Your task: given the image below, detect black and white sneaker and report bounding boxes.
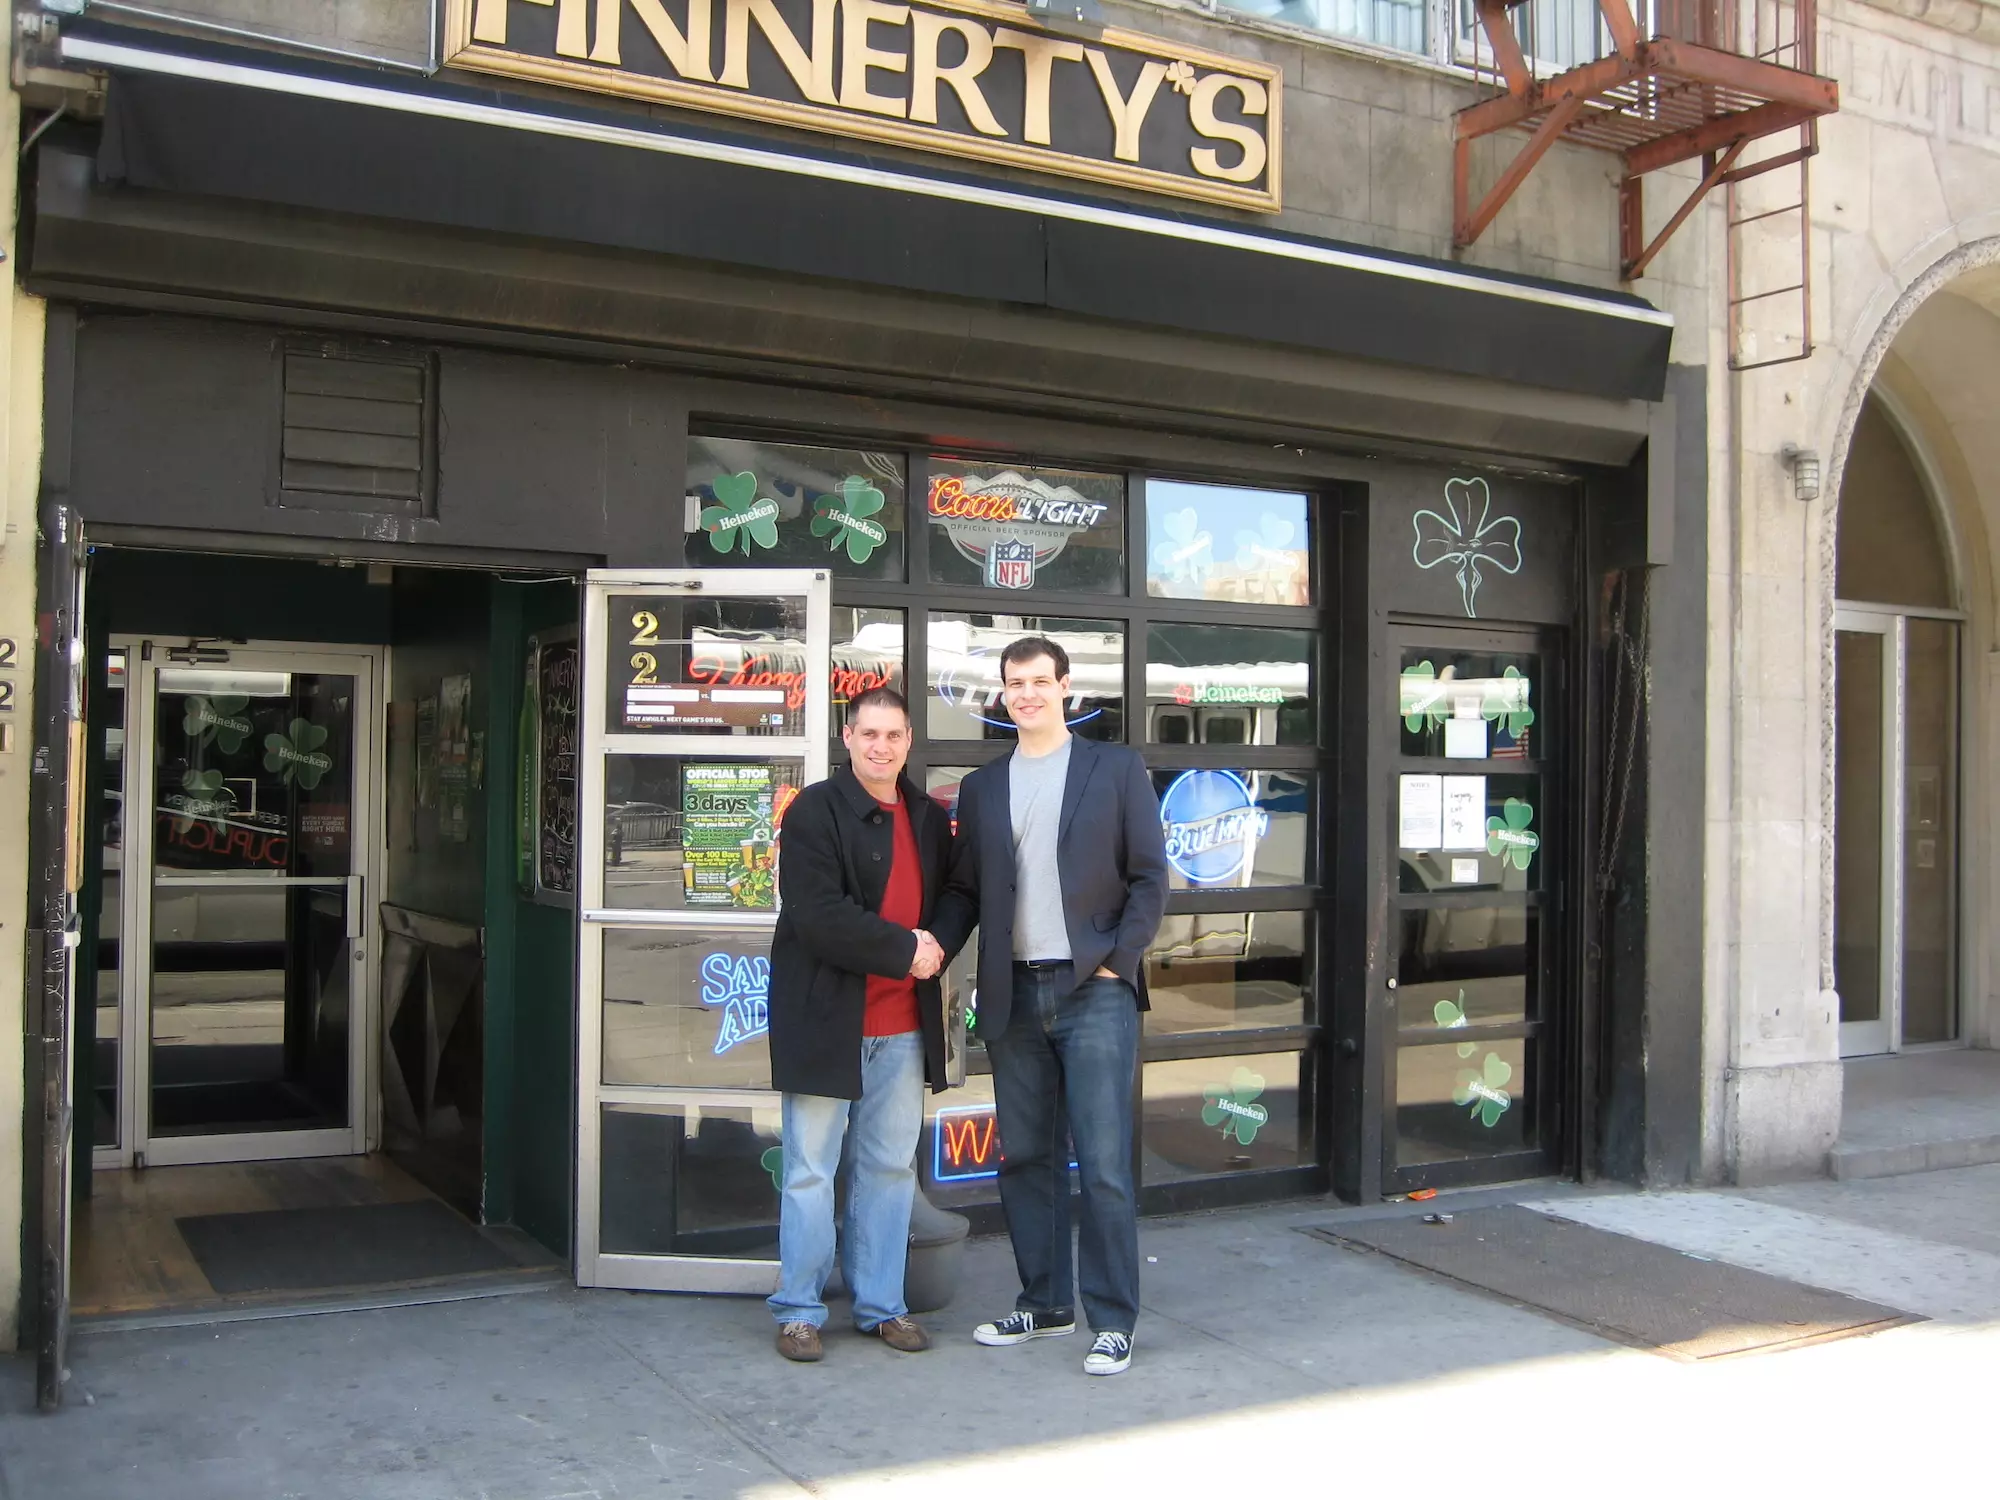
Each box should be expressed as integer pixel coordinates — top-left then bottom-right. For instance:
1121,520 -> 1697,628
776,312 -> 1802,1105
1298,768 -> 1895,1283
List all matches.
1083,1331 -> 1132,1376
973,1310 -> 1076,1346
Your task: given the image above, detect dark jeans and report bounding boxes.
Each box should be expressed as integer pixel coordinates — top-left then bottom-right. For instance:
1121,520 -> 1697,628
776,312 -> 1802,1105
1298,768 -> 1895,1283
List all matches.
988,963 -> 1141,1336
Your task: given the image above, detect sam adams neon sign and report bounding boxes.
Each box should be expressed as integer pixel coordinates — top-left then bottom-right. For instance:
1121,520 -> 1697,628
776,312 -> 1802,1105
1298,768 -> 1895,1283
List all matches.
1158,770 -> 1270,886
701,952 -> 770,1054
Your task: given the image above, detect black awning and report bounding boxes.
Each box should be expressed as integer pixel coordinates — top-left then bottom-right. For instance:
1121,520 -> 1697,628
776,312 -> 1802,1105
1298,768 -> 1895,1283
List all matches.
77,28 -> 1671,403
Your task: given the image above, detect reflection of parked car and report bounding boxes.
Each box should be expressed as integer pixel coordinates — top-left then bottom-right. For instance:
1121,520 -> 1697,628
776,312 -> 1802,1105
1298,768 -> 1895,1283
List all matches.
607,801 -> 679,866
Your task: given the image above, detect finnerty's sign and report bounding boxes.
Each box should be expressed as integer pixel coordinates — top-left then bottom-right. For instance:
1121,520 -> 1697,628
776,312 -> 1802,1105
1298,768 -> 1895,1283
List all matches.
444,0 -> 1282,211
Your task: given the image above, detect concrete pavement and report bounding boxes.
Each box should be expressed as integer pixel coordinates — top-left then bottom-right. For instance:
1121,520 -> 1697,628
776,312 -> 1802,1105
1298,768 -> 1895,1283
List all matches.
6,1167 -> 1999,1499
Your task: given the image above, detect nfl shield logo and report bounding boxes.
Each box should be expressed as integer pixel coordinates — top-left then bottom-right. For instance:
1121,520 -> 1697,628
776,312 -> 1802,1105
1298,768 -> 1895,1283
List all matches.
987,539 -> 1036,590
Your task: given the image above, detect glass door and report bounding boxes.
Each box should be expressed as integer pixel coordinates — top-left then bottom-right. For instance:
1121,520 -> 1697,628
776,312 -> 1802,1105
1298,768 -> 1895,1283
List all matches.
112,641 -> 379,1167
1835,606 -> 1960,1055
577,569 -> 830,1292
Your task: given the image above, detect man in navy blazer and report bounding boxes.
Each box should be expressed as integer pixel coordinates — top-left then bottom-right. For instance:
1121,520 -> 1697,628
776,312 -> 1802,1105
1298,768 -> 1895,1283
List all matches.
932,635 -> 1168,1376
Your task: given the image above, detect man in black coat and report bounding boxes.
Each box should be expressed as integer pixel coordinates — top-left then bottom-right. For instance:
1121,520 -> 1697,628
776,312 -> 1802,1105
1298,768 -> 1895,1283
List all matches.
939,636 -> 1168,1377
765,686 -> 952,1363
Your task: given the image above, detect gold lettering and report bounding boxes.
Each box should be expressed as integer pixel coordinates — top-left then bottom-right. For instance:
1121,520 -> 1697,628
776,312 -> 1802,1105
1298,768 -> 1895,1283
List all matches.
1188,73 -> 1268,183
721,0 -> 837,105
1084,50 -> 1165,163
841,0 -> 911,119
591,0 -> 714,79
911,12 -> 1004,136
473,0 -> 513,43
993,27 -> 1084,147
476,0 -> 590,54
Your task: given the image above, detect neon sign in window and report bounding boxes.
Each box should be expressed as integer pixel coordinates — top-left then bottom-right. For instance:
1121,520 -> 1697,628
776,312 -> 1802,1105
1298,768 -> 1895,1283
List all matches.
701,952 -> 770,1055
931,1104 -> 1075,1184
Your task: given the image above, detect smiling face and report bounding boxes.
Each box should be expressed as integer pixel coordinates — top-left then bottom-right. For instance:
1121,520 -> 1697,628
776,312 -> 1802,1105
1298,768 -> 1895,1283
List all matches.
842,701 -> 911,792
1001,651 -> 1070,734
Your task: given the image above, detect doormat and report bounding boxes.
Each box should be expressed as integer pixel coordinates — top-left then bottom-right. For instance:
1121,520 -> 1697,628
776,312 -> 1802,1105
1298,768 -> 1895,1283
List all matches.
1307,1205 -> 1918,1359
176,1198 -> 518,1295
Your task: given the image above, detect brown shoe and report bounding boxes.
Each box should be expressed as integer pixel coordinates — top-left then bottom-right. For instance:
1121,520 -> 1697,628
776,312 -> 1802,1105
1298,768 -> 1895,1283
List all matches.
869,1315 -> 932,1353
776,1322 -> 824,1362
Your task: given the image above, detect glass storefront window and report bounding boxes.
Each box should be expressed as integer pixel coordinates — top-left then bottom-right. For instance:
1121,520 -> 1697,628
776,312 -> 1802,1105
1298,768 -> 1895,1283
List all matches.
599,1101 -> 783,1257
601,926 -> 774,1088
601,755 -> 803,912
1146,910 -> 1307,1035
1213,0 -> 1426,53
921,1073 -> 1004,1211
831,607 -> 904,716
1144,480 -> 1311,605
1398,648 -> 1539,761
1396,772 -> 1541,893
1142,1053 -> 1308,1184
1394,906 -> 1534,1031
1395,1036 -> 1533,1166
1151,768 -> 1310,888
926,458 -> 1125,595
686,436 -> 906,580
604,595 -> 808,738
926,613 -> 1125,742
1146,623 -> 1314,745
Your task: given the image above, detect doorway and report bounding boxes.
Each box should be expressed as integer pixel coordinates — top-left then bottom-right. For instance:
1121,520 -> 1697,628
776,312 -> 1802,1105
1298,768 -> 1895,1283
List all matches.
98,639 -> 381,1167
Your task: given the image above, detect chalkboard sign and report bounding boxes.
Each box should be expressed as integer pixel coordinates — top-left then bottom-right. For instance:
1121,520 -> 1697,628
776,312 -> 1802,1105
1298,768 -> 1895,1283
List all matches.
536,639 -> 579,898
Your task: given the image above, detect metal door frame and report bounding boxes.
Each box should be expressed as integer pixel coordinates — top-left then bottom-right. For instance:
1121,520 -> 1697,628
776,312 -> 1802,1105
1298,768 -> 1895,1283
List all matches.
105,637 -> 384,1168
576,568 -> 830,1292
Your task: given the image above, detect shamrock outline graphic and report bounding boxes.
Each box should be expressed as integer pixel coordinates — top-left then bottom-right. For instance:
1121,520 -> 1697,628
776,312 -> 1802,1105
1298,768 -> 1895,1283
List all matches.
1151,506 -> 1213,589
809,475 -> 889,565
1236,512 -> 1298,572
760,1144 -> 784,1192
1480,664 -> 1535,739
1201,1066 -> 1270,1146
1454,1050 -> 1515,1128
182,694 -> 251,754
264,717 -> 333,790
1434,990 -> 1477,1059
701,471 -> 782,557
1411,477 -> 1524,618
1485,797 -> 1539,871
1399,660 -> 1449,734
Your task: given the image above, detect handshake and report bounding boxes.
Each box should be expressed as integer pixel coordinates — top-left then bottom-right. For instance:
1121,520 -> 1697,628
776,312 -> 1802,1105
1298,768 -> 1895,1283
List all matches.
908,929 -> 946,980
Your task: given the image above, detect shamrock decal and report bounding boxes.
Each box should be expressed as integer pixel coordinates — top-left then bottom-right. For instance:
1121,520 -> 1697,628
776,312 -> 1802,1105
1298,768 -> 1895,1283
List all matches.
1165,59 -> 1197,94
760,1144 -> 784,1192
701,471 -> 781,557
1151,506 -> 1212,589
1400,660 -> 1448,734
264,717 -> 334,790
1412,477 -> 1524,618
172,766 -> 232,835
1201,1066 -> 1270,1145
1454,1050 -> 1515,1128
1485,797 -> 1539,870
182,694 -> 251,753
809,476 -> 889,565
1236,512 -> 1298,571
1480,665 -> 1535,739
1434,990 -> 1477,1059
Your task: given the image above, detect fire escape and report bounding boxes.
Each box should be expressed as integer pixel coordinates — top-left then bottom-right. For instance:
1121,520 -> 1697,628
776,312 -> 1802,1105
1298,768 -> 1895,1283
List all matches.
1454,0 -> 1839,369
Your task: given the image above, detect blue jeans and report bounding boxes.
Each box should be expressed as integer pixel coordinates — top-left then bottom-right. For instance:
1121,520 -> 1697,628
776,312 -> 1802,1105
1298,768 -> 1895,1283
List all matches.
988,965 -> 1141,1336
769,1031 -> 925,1331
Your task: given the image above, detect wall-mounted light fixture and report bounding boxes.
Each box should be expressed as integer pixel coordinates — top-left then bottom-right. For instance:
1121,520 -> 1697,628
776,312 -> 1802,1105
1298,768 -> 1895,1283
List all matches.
1780,443 -> 1822,503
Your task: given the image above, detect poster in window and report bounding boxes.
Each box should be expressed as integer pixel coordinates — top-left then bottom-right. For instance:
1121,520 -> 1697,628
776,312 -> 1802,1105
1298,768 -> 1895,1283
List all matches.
682,763 -> 777,909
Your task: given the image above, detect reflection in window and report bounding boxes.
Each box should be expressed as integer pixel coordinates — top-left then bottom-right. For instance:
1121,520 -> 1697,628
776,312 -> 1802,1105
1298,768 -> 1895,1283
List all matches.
1395,906 -> 1533,1031
604,594 -> 807,737
926,614 -> 1125,742
1145,480 -> 1310,605
1151,768 -> 1309,888
1398,649 -> 1537,760
686,436 -> 905,580
1146,910 -> 1307,1035
1396,1036 -> 1533,1166
1223,0 -> 1424,53
1147,623 -> 1314,746
1142,1053 -> 1309,1184
832,607 -> 904,716
926,459 -> 1125,595
599,1100 -> 782,1257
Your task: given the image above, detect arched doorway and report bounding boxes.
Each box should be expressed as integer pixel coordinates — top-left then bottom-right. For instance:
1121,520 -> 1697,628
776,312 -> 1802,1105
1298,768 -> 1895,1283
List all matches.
1833,394 -> 1961,1055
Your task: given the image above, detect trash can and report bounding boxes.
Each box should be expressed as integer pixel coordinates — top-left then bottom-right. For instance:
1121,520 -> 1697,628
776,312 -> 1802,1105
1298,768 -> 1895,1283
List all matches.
904,1188 -> 971,1315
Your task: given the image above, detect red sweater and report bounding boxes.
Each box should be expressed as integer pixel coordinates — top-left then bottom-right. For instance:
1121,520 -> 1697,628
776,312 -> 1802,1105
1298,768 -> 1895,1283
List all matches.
864,796 -> 923,1036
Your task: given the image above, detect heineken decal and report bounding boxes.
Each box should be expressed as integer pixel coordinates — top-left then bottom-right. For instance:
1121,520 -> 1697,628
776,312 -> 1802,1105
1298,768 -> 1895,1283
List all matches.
171,767 -> 232,836
1481,666 -> 1534,739
1201,1067 -> 1270,1146
183,695 -> 252,753
761,1144 -> 784,1193
810,476 -> 889,565
1485,797 -> 1539,870
1434,991 -> 1477,1059
1151,507 -> 1214,592
1454,1050 -> 1515,1128
701,471 -> 782,556
264,718 -> 334,790
1400,661 -> 1448,734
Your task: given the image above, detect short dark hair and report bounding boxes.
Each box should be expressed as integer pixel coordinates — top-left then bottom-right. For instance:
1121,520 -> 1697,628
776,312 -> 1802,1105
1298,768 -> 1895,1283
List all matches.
845,685 -> 910,726
999,635 -> 1070,682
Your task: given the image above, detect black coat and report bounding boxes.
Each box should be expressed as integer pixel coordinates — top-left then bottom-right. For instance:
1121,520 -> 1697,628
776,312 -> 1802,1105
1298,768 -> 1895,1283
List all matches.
933,737 -> 1168,1039
769,765 -> 956,1100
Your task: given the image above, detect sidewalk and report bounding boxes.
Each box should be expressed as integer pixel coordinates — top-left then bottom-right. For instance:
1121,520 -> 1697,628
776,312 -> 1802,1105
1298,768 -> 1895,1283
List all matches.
6,1167 -> 1998,1499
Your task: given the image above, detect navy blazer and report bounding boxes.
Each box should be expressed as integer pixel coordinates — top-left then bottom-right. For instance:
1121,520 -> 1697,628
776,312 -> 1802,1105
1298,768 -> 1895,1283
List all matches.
932,737 -> 1169,1039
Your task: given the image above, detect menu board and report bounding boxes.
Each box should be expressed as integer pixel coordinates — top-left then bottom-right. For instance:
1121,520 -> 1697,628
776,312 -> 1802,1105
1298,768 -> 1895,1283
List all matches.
682,763 -> 776,909
536,639 -> 579,897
